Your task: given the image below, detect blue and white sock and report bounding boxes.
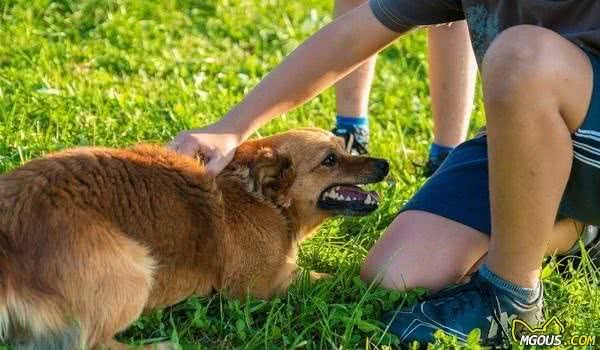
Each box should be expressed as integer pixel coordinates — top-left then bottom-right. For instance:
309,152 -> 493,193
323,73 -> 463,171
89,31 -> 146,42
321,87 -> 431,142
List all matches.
429,143 -> 454,160
479,264 -> 542,305
335,115 -> 369,143
336,115 -> 368,129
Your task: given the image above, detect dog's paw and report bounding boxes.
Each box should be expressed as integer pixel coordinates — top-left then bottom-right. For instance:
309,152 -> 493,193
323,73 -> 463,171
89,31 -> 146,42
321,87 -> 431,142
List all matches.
309,271 -> 331,282
146,342 -> 180,350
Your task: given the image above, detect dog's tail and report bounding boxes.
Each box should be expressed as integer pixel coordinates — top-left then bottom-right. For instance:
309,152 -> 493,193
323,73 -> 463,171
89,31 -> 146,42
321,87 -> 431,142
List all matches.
10,327 -> 82,350
0,234 -> 81,350
0,281 -> 81,350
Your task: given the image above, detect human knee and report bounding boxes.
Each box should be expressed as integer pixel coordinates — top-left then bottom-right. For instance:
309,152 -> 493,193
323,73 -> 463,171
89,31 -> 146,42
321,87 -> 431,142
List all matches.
360,247 -> 465,292
482,25 -> 558,108
360,256 -> 409,291
360,247 -> 410,290
361,255 -> 464,292
360,253 -> 384,285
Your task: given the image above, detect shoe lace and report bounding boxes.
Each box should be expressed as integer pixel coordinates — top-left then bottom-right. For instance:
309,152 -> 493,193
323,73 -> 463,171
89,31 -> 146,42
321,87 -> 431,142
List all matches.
480,281 -> 512,348
427,283 -> 477,323
332,126 -> 368,155
425,275 -> 512,348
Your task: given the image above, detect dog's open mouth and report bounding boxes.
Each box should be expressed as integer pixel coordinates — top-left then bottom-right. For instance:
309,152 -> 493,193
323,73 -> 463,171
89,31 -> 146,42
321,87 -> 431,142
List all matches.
317,184 -> 380,215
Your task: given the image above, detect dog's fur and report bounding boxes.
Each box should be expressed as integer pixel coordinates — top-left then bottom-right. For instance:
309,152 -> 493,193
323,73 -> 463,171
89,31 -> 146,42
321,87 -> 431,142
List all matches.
0,128 -> 388,349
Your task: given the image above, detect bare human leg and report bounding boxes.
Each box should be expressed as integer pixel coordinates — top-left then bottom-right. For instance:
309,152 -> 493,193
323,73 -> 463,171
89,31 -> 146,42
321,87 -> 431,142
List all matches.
428,22 -> 478,148
333,0 -> 375,119
360,211 -> 582,293
483,25 -> 593,289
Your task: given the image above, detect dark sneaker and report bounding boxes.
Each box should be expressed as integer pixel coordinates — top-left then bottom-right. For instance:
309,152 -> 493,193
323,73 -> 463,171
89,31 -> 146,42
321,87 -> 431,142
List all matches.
587,229 -> 600,265
382,273 -> 544,348
332,125 -> 369,155
424,151 -> 451,177
558,225 -> 600,270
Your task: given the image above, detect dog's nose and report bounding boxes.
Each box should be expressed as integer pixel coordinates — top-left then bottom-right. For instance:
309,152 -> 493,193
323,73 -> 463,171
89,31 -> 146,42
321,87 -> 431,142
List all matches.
375,159 -> 389,176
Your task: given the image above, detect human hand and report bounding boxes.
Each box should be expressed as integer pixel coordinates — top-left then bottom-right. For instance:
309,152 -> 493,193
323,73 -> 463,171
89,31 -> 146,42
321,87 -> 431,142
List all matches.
169,123 -> 243,177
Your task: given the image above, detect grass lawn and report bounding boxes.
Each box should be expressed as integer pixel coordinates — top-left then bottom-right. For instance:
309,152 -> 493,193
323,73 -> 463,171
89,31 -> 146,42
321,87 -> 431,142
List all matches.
1,0 -> 598,349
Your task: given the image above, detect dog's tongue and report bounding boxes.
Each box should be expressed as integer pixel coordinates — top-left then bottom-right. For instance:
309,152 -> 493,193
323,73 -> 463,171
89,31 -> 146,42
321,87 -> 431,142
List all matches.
321,185 -> 379,204
338,186 -> 375,200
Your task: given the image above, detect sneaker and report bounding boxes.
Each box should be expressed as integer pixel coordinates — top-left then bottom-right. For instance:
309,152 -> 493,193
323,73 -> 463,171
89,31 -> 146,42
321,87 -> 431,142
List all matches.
587,230 -> 600,265
424,151 -> 451,177
332,125 -> 369,155
558,225 -> 600,270
382,273 -> 544,347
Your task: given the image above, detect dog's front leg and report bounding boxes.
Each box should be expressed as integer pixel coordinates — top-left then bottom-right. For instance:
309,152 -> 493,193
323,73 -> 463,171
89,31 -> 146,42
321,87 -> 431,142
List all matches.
221,262 -> 297,300
256,261 -> 301,299
225,264 -> 331,300
309,271 -> 331,281
267,264 -> 332,297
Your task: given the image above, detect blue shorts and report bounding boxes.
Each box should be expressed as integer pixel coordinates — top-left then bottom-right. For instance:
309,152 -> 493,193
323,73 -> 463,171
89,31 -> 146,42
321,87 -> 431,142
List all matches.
402,50 -> 600,234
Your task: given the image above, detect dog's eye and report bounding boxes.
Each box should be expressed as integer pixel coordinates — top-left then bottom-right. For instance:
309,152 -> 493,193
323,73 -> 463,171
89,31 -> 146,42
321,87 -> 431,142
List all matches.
321,153 -> 337,167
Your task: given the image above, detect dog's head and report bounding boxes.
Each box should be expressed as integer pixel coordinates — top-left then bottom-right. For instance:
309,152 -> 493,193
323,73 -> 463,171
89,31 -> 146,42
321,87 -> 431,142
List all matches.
222,128 -> 389,231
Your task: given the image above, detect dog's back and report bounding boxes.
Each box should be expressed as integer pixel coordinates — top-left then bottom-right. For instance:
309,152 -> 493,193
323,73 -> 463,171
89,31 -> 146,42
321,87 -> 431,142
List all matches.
0,145 -> 221,348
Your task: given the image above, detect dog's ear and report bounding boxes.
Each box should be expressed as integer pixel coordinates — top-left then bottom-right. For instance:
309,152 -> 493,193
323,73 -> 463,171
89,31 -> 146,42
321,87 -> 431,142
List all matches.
248,148 -> 295,207
223,142 -> 295,206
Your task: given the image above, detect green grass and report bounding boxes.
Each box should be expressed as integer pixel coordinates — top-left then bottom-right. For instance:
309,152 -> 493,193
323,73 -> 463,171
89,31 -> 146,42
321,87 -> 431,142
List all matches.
0,1 -> 598,349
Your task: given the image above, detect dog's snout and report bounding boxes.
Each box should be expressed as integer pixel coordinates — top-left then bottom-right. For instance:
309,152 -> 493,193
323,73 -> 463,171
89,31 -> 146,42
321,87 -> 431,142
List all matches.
374,159 -> 389,177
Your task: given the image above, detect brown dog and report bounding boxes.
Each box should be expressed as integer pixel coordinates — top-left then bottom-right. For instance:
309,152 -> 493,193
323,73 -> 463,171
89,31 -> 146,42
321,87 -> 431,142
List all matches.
0,128 -> 388,349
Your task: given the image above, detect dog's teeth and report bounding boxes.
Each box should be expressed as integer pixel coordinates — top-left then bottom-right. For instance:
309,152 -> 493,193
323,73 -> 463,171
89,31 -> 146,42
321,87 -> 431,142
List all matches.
365,196 -> 371,205
345,197 -> 351,201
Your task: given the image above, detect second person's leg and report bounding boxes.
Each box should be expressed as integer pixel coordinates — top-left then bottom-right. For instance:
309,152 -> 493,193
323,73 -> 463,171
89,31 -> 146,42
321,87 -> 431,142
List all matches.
333,0 -> 375,155
426,21 -> 478,175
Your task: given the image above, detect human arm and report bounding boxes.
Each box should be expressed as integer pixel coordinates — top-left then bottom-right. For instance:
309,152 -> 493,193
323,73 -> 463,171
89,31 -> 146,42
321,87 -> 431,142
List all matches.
171,0 -> 464,176
170,3 -> 404,175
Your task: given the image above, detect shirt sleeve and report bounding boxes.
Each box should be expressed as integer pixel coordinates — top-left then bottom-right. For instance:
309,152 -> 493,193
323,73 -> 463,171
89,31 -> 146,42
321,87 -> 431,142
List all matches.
369,0 -> 465,32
